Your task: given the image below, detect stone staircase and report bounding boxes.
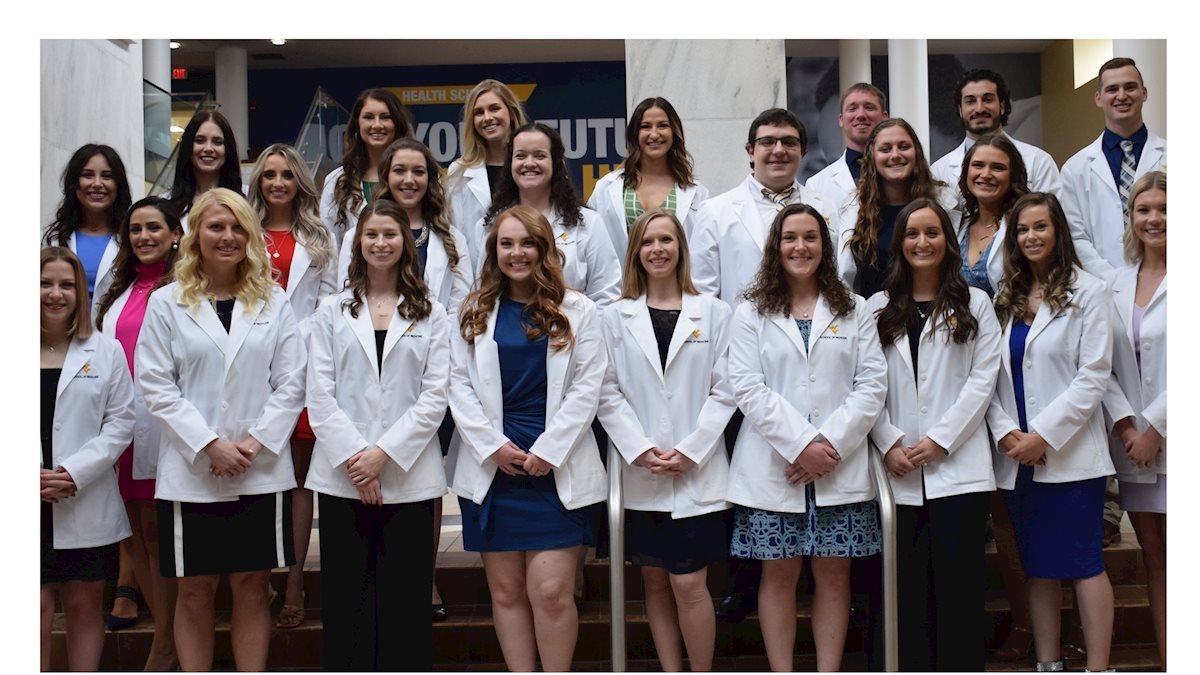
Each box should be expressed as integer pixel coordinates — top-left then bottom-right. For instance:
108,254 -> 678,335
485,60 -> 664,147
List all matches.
50,533 -> 1160,671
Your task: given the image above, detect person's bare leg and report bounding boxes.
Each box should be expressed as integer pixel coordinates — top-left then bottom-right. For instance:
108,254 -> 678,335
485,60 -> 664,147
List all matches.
759,558 -> 802,672
990,492 -> 1033,655
280,439 -> 314,627
642,567 -> 683,671
1027,577 -> 1062,664
111,538 -> 140,623
810,556 -> 851,672
482,551 -> 537,671
135,502 -> 177,671
61,579 -> 107,671
670,567 -> 716,672
41,584 -> 57,671
228,571 -> 272,672
1130,511 -> 1166,669
526,547 -> 583,672
173,575 -> 218,672
1073,571 -> 1114,672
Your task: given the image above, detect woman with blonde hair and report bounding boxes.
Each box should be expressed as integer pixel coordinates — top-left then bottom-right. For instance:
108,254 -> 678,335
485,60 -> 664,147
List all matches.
447,79 -> 529,265
137,188 -> 306,671
597,208 -> 733,671
247,142 -> 337,629
1103,170 -> 1167,668
40,246 -> 135,671
449,205 -> 607,671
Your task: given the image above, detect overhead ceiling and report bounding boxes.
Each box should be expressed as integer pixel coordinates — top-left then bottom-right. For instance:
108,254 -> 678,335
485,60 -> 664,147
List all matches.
169,39 -> 1054,71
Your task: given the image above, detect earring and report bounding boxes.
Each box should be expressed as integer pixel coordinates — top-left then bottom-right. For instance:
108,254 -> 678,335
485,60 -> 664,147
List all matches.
172,240 -> 179,250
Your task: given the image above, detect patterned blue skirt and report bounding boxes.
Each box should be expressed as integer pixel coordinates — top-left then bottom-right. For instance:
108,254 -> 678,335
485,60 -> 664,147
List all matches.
730,483 -> 881,559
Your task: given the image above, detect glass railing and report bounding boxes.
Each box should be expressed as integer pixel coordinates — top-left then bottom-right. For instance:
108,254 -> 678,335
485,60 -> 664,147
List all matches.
293,86 -> 350,193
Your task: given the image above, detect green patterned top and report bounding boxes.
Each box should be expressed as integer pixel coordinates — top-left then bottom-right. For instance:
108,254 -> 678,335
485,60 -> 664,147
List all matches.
623,185 -> 677,229
362,180 -> 379,204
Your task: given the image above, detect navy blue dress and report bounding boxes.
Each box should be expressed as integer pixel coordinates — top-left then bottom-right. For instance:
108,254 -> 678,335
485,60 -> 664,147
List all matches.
1003,320 -> 1105,579
460,296 -> 597,552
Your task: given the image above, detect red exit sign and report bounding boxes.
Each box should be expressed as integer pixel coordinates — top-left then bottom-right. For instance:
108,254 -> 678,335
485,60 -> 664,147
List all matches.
172,68 -> 188,80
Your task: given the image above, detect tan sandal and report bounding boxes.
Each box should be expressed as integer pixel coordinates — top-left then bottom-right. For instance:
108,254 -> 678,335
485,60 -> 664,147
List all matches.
275,592 -> 306,629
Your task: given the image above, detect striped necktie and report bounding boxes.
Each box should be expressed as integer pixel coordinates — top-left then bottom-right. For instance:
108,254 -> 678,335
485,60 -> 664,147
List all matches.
762,186 -> 795,212
1119,139 -> 1137,219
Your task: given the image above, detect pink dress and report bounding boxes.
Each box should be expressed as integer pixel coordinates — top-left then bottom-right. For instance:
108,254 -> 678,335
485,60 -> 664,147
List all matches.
115,261 -> 166,502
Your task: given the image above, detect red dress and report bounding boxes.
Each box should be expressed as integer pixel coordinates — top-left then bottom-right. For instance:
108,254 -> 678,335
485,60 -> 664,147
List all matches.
265,228 -> 315,441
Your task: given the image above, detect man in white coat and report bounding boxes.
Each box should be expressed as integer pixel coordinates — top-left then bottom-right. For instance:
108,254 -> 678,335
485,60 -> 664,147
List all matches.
690,108 -> 834,307
931,68 -> 1062,204
1061,57 -> 1167,275
805,83 -> 888,212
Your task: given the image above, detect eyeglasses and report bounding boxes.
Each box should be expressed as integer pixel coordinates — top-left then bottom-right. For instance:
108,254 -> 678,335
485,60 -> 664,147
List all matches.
753,136 -> 803,150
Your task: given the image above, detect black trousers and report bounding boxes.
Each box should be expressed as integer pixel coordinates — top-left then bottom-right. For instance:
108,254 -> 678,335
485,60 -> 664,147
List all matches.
318,494 -> 435,672
896,490 -> 990,672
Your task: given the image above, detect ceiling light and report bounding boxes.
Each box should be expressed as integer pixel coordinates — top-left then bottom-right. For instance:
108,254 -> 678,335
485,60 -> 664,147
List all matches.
270,38 -> 286,46
171,125 -> 184,133
169,41 -> 180,49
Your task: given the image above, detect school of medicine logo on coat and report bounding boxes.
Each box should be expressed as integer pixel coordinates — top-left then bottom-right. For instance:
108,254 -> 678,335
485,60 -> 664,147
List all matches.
80,362 -> 91,374
690,329 -> 701,339
829,324 -> 839,335
685,327 -> 708,344
402,321 -> 422,339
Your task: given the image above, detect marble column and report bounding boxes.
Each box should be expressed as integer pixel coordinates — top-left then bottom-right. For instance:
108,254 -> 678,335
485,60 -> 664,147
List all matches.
215,46 -> 249,160
143,39 -> 171,93
625,39 -> 787,195
839,40 -> 873,100
1113,39 -> 1166,136
887,39 -> 930,159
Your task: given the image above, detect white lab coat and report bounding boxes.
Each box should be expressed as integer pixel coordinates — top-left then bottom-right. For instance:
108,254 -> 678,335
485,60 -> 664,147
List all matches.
46,333 -> 135,549
596,292 -> 735,518
336,225 -> 475,320
1060,130 -> 1167,275
585,168 -> 710,264
304,291 -> 450,503
277,229 -> 338,343
65,230 -> 119,306
690,175 -> 836,307
805,151 -> 857,218
469,207 -> 621,309
835,186 -> 961,292
866,288 -> 1002,505
446,161 -> 494,271
137,283 -> 307,502
160,184 -> 248,234
987,269 -> 1115,488
725,296 -> 887,512
931,132 -> 1063,206
1102,266 -> 1166,483
319,166 -> 365,255
99,285 -> 161,481
448,290 -> 608,510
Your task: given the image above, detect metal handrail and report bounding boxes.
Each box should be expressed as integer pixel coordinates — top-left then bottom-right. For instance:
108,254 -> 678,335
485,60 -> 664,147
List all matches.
868,449 -> 899,671
607,444 -> 626,672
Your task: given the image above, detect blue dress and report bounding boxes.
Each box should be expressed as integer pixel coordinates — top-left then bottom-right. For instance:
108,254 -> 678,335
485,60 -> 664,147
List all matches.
1003,320 -> 1105,579
460,296 -> 597,552
959,227 -> 995,298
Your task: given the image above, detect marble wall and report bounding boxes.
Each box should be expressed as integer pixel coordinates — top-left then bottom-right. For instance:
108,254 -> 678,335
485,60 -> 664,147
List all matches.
40,39 -> 145,234
625,39 -> 787,196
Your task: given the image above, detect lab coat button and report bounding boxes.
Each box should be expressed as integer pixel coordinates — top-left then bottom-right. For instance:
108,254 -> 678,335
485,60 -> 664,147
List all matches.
54,423 -> 62,431
920,406 -> 928,414
809,375 -> 816,382
1025,361 -> 1032,368
221,401 -> 229,410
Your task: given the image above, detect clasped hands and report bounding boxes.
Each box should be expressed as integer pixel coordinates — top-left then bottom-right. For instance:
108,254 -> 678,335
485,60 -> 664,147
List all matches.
202,436 -> 264,478
997,430 -> 1049,467
492,441 -> 553,478
1114,418 -> 1162,470
884,437 -> 946,478
633,447 -> 696,477
40,466 -> 77,503
785,439 -> 841,485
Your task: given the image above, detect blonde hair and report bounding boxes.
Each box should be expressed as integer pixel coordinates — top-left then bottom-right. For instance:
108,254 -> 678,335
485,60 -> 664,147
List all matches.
619,209 -> 698,300
247,143 -> 335,271
40,246 -> 93,340
174,188 -> 276,311
453,79 -> 528,173
1123,170 -> 1166,265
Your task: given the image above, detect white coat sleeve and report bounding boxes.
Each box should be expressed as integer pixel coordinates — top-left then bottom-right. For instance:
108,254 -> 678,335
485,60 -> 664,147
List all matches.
136,293 -> 219,463
446,229 -> 475,322
689,204 -> 721,298
864,296 -> 905,455
726,304 -> 819,463
528,301 -> 608,467
375,305 -> 451,472
305,301 -> 371,468
674,299 -> 737,466
580,219 -> 622,310
595,312 -> 657,466
1059,162 -> 1115,276
1028,283 -> 1113,452
319,171 -> 343,254
925,296 -> 1004,454
336,229 -> 355,291
250,300 -> 307,456
58,340 -> 135,490
448,325 -> 512,465
816,302 -> 887,459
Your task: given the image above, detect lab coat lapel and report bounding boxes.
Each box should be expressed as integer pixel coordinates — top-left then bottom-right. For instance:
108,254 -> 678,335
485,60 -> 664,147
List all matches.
622,300 -> 664,380
664,293 -> 703,372
56,337 -> 93,400
343,300 -> 380,376
224,297 -> 265,372
283,242 -> 311,300
425,234 -> 449,299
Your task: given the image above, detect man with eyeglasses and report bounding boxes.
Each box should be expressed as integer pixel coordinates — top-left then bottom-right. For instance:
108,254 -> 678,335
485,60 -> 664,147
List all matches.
691,108 -> 834,307
806,83 -> 888,213
931,68 -> 1062,206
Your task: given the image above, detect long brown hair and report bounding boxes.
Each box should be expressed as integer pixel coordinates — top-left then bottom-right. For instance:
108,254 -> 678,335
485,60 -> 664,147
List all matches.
849,118 -> 942,267
619,209 -> 698,300
621,98 -> 696,190
373,138 -> 460,270
742,203 -> 855,318
994,192 -> 1080,325
95,197 -> 182,330
332,89 -> 414,236
342,201 -> 432,321
958,133 -> 1029,229
874,199 -> 980,345
459,205 -> 573,351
